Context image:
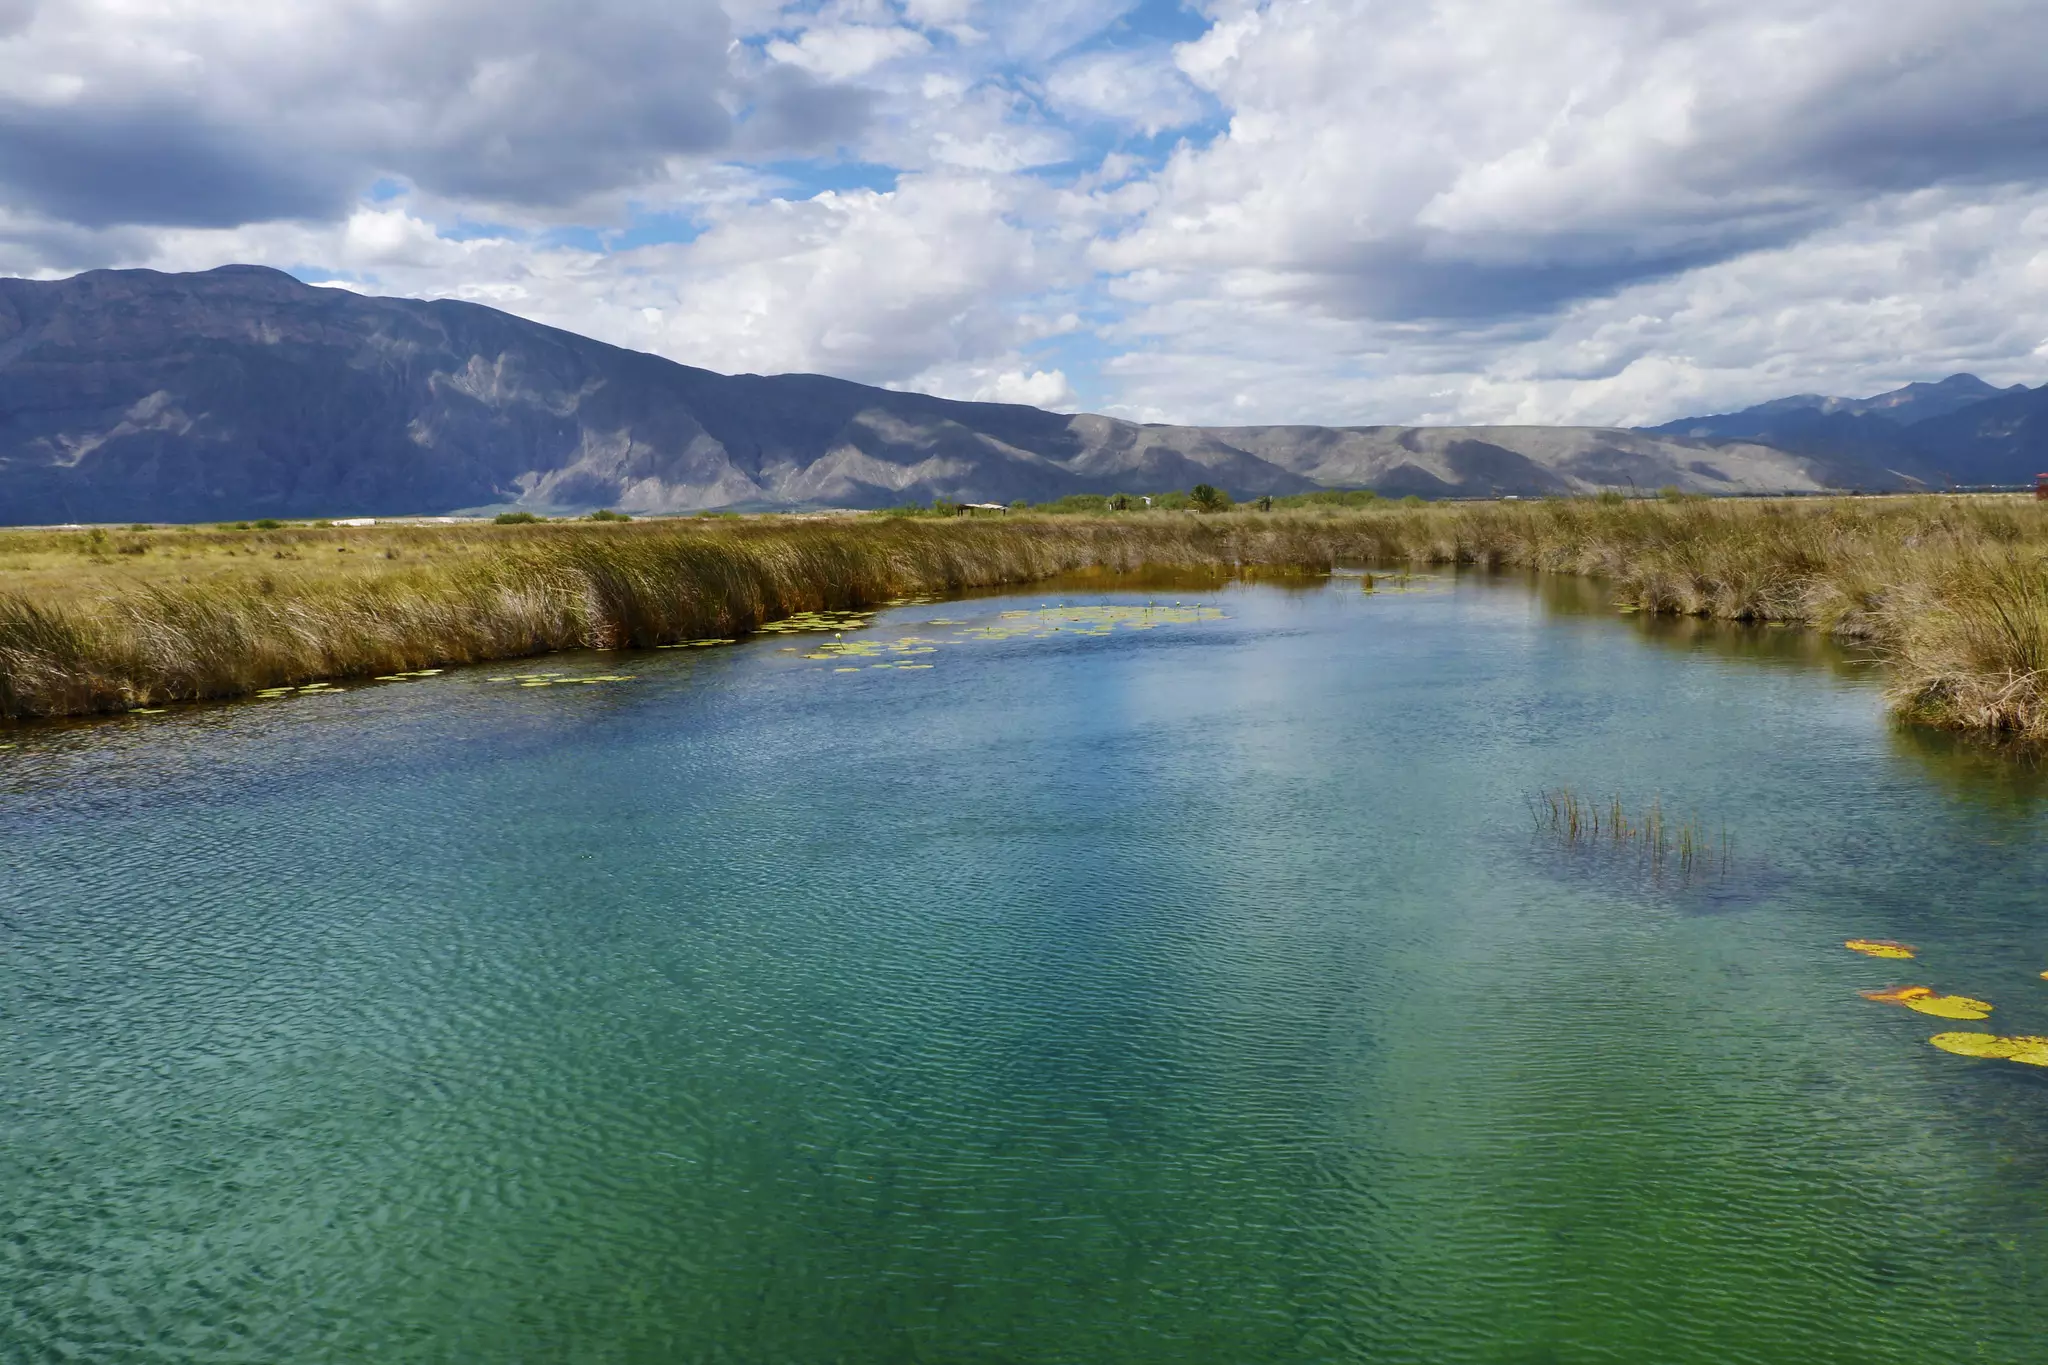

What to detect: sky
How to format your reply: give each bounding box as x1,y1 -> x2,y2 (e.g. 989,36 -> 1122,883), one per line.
1,0 -> 2045,427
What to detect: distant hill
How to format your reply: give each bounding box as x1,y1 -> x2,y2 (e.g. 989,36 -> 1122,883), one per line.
0,265 -> 1945,525
1646,374 -> 2047,487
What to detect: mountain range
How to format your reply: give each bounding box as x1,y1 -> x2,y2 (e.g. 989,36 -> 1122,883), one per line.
0,265 -> 2042,525
1644,373 -> 2047,488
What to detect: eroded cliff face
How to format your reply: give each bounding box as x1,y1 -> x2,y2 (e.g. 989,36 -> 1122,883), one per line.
0,264 -> 1895,525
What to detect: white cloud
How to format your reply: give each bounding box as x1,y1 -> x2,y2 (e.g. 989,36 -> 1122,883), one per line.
1045,49 -> 1203,136
1095,185 -> 2048,427
905,363 -> 1080,409
5,0 -> 2048,429
110,173 -> 1076,391
765,23 -> 929,81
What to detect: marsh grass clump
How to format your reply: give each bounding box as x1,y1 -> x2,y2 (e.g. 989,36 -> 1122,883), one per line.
1882,547 -> 2048,739
2,494 -> 2047,728
1533,787 -> 1730,882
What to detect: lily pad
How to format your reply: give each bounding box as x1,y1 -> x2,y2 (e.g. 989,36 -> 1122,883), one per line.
1929,1033 -> 2048,1067
1860,985 -> 1994,1020
1846,939 -> 1916,960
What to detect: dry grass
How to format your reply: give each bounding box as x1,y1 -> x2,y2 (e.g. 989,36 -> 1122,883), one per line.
3,497 -> 2045,735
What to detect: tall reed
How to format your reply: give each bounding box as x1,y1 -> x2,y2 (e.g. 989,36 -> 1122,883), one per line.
1534,788 -> 1730,881
2,496 -> 2045,733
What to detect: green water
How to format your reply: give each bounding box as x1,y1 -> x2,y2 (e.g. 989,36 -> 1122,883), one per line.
4,575 -> 2047,1363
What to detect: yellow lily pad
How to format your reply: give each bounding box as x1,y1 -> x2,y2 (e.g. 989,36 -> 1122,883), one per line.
1846,939 -> 1916,960
1929,1033 -> 2048,1066
1861,985 -> 1994,1020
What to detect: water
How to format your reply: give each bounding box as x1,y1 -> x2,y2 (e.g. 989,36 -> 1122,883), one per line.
4,574 -> 2047,1363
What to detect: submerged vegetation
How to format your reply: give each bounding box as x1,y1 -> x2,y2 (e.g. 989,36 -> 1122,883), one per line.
1,494 -> 2045,732
1532,786 -> 1729,881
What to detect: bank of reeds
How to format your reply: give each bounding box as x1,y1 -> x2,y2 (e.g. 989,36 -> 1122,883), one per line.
2,496 -> 2045,735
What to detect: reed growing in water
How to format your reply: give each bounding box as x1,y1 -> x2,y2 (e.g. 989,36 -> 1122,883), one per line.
1,495 -> 2044,735
1534,788 -> 1731,882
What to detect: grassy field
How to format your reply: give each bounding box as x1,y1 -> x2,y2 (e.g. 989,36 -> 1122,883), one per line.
3,497 -> 2045,740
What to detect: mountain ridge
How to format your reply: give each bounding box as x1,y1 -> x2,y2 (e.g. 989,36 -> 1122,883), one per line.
0,265 -> 1998,524
1644,373 -> 2048,486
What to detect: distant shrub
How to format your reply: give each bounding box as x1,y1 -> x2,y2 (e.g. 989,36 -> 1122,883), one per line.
253,519 -> 284,530
127,523 -> 154,532
586,509 -> 632,522
1037,494 -> 1111,515
1255,495 -> 1273,512
312,520 -> 333,528
1400,495 -> 1426,507
1276,489 -> 1380,510
495,511 -> 545,524
1107,493 -> 1132,511
1595,490 -> 1627,506
1190,483 -> 1233,513
1659,486 -> 1685,502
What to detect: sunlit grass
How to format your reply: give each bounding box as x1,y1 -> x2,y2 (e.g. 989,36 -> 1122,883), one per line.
2,495 -> 2045,731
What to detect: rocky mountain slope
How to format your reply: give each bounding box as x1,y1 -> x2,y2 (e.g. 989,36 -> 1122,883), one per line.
0,265 -> 1942,524
1646,374 -> 2048,487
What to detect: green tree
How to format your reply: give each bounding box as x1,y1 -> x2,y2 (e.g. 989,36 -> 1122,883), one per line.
1190,483 -> 1232,513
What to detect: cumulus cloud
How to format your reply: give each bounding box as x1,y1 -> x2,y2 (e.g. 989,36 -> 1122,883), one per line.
0,0 -> 872,227
1098,185 -> 2048,427
1104,0 -> 2048,328
1045,49 -> 1204,136
112,173 -> 1078,391
767,23 -> 930,81
905,362 -> 1081,409
4,0 -> 2048,428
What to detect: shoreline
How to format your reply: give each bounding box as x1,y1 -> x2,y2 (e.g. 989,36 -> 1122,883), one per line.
2,497 -> 2043,741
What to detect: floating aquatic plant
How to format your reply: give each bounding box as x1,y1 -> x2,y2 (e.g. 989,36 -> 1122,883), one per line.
1928,1033 -> 2048,1067
1859,985 -> 1995,1020
1845,939 -> 1917,960
493,672 -> 635,689
808,603 -> 1226,674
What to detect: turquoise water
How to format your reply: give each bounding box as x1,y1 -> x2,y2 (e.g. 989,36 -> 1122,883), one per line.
4,574 -> 2047,1363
